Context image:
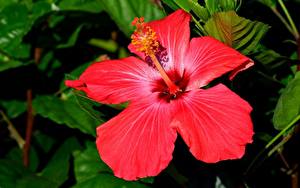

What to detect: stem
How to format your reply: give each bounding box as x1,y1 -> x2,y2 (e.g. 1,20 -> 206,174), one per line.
266,114 -> 300,149
23,89 -> 34,167
192,16 -> 208,36
278,150 -> 290,169
278,0 -> 299,39
291,171 -> 299,188
149,53 -> 179,94
271,7 -> 294,37
0,110 -> 25,148
297,37 -> 300,70
268,134 -> 291,157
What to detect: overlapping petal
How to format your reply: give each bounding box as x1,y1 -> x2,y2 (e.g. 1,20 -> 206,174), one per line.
129,9 -> 190,74
172,84 -> 253,163
96,94 -> 177,180
185,37 -> 253,89
65,57 -> 159,104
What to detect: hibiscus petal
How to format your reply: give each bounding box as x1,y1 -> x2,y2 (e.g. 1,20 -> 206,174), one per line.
172,84 -> 253,163
65,56 -> 159,104
129,9 -> 190,74
96,95 -> 177,180
185,37 -> 253,89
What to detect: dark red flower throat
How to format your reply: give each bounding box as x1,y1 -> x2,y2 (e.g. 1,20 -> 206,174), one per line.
152,70 -> 189,102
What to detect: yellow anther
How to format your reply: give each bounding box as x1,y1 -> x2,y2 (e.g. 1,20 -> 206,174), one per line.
131,17 -> 159,56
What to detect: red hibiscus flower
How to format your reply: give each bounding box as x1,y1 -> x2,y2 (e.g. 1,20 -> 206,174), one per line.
65,10 -> 254,180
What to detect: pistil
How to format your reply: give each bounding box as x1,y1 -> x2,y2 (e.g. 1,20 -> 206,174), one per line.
131,17 -> 180,95
148,53 -> 179,94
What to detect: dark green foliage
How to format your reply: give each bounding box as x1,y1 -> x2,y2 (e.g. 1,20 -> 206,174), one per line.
33,94 -> 104,136
273,72 -> 300,130
73,142 -> 150,187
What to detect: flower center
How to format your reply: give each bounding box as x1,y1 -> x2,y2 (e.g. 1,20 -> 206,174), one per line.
131,17 -> 180,95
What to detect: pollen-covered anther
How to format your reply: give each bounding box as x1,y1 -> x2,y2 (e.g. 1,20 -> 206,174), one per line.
131,17 -> 159,56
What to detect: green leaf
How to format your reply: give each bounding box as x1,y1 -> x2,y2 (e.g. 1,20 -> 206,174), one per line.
41,137 -> 81,186
48,14 -> 65,28
173,0 -> 191,11
73,174 -> 150,188
0,100 -> 26,118
0,57 -> 23,72
258,0 -> 277,8
31,1 -> 52,20
99,0 -> 165,37
0,158 -> 61,188
33,94 -> 103,136
38,51 -> 62,77
73,142 -> 150,188
165,163 -> 188,186
59,0 -> 103,13
6,147 -> 39,172
33,131 -> 56,153
0,0 -> 17,11
273,72 -> 300,130
16,174 -> 57,188
88,38 -> 118,52
161,0 -> 180,10
0,1 -> 52,59
188,0 -> 210,22
57,24 -> 85,48
139,177 -> 155,184
253,45 -> 290,71
0,159 -> 31,188
0,4 -> 31,58
205,0 -> 241,14
73,141 -> 111,182
204,11 -> 269,55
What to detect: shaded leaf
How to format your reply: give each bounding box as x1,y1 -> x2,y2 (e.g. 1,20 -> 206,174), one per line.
73,141 -> 150,187
73,173 -> 149,188
258,0 -> 277,8
0,159 -> 31,188
204,11 -> 269,54
6,147 -> 39,172
0,4 -> 31,58
31,1 -> 52,20
253,45 -> 292,72
0,0 -> 16,11
59,0 -> 103,13
99,0 -> 164,37
33,131 -> 56,153
73,141 -> 111,182
33,94 -> 103,136
0,57 -> 23,72
38,51 -> 62,77
57,24 -> 85,48
0,2 -> 51,58
16,175 -> 57,188
0,100 -> 26,118
173,0 -> 191,11
161,0 -> 180,10
188,0 -> 210,22
205,0 -> 241,13
88,38 -> 118,52
273,72 -> 300,130
41,137 -> 81,186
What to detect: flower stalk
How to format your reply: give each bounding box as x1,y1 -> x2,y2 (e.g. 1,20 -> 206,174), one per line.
23,89 -> 34,167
